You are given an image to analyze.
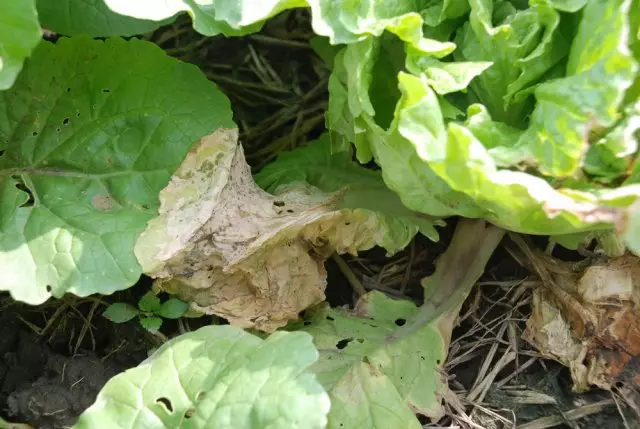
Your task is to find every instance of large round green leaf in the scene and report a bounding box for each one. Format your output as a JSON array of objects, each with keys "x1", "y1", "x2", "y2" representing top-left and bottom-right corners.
[
  {"x1": 36, "y1": 0, "x2": 176, "y2": 37},
  {"x1": 73, "y1": 326, "x2": 329, "y2": 429},
  {"x1": 0, "y1": 0, "x2": 41, "y2": 90},
  {"x1": 0, "y1": 36, "x2": 234, "y2": 304}
]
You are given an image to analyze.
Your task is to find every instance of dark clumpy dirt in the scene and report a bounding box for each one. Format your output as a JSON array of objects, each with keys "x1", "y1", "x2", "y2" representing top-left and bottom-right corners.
[{"x1": 0, "y1": 303, "x2": 150, "y2": 429}]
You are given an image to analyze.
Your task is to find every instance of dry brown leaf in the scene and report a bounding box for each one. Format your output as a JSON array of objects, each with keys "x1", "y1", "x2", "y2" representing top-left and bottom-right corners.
[
  {"x1": 524, "y1": 253, "x2": 640, "y2": 391},
  {"x1": 134, "y1": 128, "x2": 412, "y2": 331}
]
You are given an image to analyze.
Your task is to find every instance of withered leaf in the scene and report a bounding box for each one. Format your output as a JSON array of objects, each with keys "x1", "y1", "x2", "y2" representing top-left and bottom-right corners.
[{"x1": 135, "y1": 129, "x2": 418, "y2": 331}]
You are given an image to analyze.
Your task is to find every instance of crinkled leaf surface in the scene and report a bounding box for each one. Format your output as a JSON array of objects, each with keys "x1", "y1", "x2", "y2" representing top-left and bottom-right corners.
[
  {"x1": 135, "y1": 128, "x2": 430, "y2": 331},
  {"x1": 0, "y1": 36, "x2": 234, "y2": 304},
  {"x1": 301, "y1": 291, "x2": 454, "y2": 429},
  {"x1": 0, "y1": 0, "x2": 41, "y2": 90},
  {"x1": 454, "y1": 0, "x2": 569, "y2": 126},
  {"x1": 36, "y1": 0, "x2": 174, "y2": 37},
  {"x1": 74, "y1": 326, "x2": 329, "y2": 429},
  {"x1": 392, "y1": 72, "x2": 640, "y2": 241},
  {"x1": 525, "y1": 0, "x2": 638, "y2": 176},
  {"x1": 585, "y1": 101, "x2": 640, "y2": 182}
]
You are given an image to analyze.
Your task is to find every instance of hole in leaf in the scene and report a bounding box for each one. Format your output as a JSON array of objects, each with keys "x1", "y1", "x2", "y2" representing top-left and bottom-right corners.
[
  {"x1": 335, "y1": 338, "x2": 353, "y2": 350},
  {"x1": 63, "y1": 118, "x2": 70, "y2": 126},
  {"x1": 45, "y1": 285, "x2": 52, "y2": 293},
  {"x1": 76, "y1": 112, "x2": 81, "y2": 117},
  {"x1": 32, "y1": 131, "x2": 38, "y2": 136},
  {"x1": 395, "y1": 318, "x2": 406, "y2": 326},
  {"x1": 56, "y1": 127, "x2": 61, "y2": 133},
  {"x1": 102, "y1": 89, "x2": 111, "y2": 93},
  {"x1": 303, "y1": 321, "x2": 311, "y2": 326},
  {"x1": 326, "y1": 316, "x2": 335, "y2": 321},
  {"x1": 436, "y1": 359, "x2": 441, "y2": 365},
  {"x1": 16, "y1": 182, "x2": 34, "y2": 207},
  {"x1": 356, "y1": 338, "x2": 364, "y2": 343},
  {"x1": 195, "y1": 391, "x2": 205, "y2": 401},
  {"x1": 156, "y1": 397, "x2": 173, "y2": 412},
  {"x1": 286, "y1": 209, "x2": 294, "y2": 213},
  {"x1": 66, "y1": 87, "x2": 71, "y2": 93},
  {"x1": 273, "y1": 200, "x2": 285, "y2": 207},
  {"x1": 184, "y1": 408, "x2": 195, "y2": 419},
  {"x1": 344, "y1": 222, "x2": 350, "y2": 226}
]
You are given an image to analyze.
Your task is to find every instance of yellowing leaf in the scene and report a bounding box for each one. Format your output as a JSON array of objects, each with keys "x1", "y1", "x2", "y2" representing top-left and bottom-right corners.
[
  {"x1": 135, "y1": 128, "x2": 425, "y2": 331},
  {"x1": 301, "y1": 291, "x2": 456, "y2": 428}
]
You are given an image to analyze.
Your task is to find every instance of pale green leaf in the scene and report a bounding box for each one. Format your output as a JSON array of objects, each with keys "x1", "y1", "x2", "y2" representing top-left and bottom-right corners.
[
  {"x1": 405, "y1": 49, "x2": 491, "y2": 95},
  {"x1": 158, "y1": 298, "x2": 189, "y2": 319},
  {"x1": 463, "y1": 104, "x2": 530, "y2": 167},
  {"x1": 73, "y1": 327, "x2": 329, "y2": 429},
  {"x1": 0, "y1": 0, "x2": 41, "y2": 90},
  {"x1": 36, "y1": 0, "x2": 174, "y2": 37},
  {"x1": 0, "y1": 36, "x2": 234, "y2": 304},
  {"x1": 139, "y1": 315, "x2": 162, "y2": 332},
  {"x1": 138, "y1": 291, "x2": 161, "y2": 312},
  {"x1": 302, "y1": 291, "x2": 452, "y2": 428},
  {"x1": 392, "y1": 72, "x2": 640, "y2": 244},
  {"x1": 526, "y1": 0, "x2": 638, "y2": 176},
  {"x1": 326, "y1": 31, "x2": 455, "y2": 163},
  {"x1": 103, "y1": 302, "x2": 139, "y2": 323}
]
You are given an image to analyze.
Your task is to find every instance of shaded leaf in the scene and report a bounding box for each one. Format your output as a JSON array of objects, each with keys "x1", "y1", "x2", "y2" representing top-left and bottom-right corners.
[
  {"x1": 139, "y1": 316, "x2": 162, "y2": 332},
  {"x1": 103, "y1": 302, "x2": 139, "y2": 323},
  {"x1": 526, "y1": 0, "x2": 638, "y2": 176},
  {"x1": 158, "y1": 298, "x2": 189, "y2": 319},
  {"x1": 138, "y1": 291, "x2": 161, "y2": 313},
  {"x1": 36, "y1": 0, "x2": 173, "y2": 37},
  {"x1": 454, "y1": 0, "x2": 569, "y2": 126}
]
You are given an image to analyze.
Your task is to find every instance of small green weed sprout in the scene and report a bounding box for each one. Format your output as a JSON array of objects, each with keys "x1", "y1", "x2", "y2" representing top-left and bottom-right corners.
[{"x1": 102, "y1": 291, "x2": 189, "y2": 332}]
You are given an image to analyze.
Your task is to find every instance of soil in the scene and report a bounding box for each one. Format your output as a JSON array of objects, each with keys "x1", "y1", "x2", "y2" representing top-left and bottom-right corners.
[{"x1": 0, "y1": 302, "x2": 149, "y2": 429}]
